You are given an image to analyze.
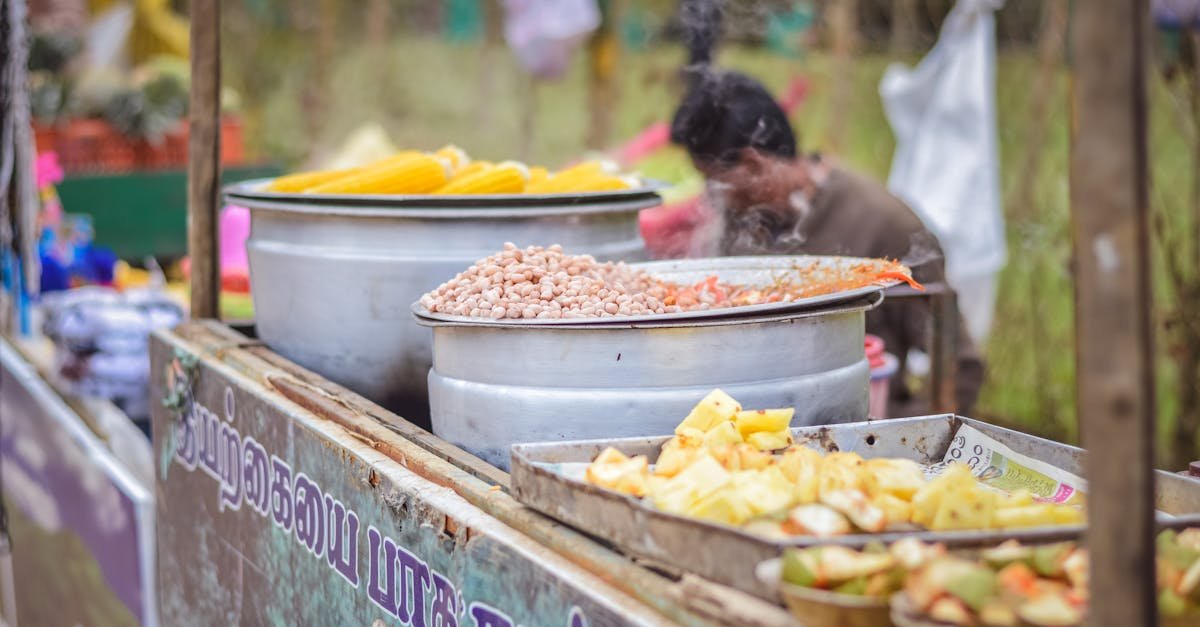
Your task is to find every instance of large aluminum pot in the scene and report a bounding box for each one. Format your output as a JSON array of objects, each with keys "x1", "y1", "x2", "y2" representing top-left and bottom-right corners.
[
  {"x1": 226, "y1": 181, "x2": 658, "y2": 426},
  {"x1": 416, "y1": 295, "x2": 879, "y2": 470}
]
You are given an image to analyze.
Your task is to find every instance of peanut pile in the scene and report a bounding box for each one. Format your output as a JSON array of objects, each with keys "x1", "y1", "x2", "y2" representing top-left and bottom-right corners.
[{"x1": 419, "y1": 243, "x2": 722, "y2": 320}]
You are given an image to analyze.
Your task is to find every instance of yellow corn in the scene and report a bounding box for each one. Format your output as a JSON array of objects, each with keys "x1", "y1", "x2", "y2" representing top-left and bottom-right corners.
[
  {"x1": 434, "y1": 145, "x2": 470, "y2": 170},
  {"x1": 526, "y1": 160, "x2": 620, "y2": 193},
  {"x1": 453, "y1": 160, "x2": 493, "y2": 178},
  {"x1": 527, "y1": 167, "x2": 632, "y2": 194},
  {"x1": 364, "y1": 150, "x2": 424, "y2": 168},
  {"x1": 528, "y1": 166, "x2": 550, "y2": 186},
  {"x1": 434, "y1": 161, "x2": 529, "y2": 194},
  {"x1": 306, "y1": 154, "x2": 452, "y2": 194},
  {"x1": 266, "y1": 168, "x2": 360, "y2": 193}
]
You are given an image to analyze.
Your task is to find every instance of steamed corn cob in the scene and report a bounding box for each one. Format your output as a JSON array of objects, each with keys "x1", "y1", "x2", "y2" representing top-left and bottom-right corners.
[
  {"x1": 306, "y1": 154, "x2": 452, "y2": 194},
  {"x1": 434, "y1": 145, "x2": 470, "y2": 170},
  {"x1": 434, "y1": 161, "x2": 530, "y2": 194},
  {"x1": 453, "y1": 159, "x2": 493, "y2": 178},
  {"x1": 266, "y1": 168, "x2": 359, "y2": 193},
  {"x1": 528, "y1": 166, "x2": 550, "y2": 186},
  {"x1": 526, "y1": 159, "x2": 633, "y2": 193}
]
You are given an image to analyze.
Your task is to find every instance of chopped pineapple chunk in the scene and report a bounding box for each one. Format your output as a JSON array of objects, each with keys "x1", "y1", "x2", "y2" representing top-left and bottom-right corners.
[
  {"x1": 675, "y1": 389, "x2": 742, "y2": 434},
  {"x1": 734, "y1": 408, "x2": 794, "y2": 437}
]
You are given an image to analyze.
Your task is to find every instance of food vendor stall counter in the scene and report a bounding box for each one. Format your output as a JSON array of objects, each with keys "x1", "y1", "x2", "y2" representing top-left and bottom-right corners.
[{"x1": 146, "y1": 320, "x2": 799, "y2": 626}]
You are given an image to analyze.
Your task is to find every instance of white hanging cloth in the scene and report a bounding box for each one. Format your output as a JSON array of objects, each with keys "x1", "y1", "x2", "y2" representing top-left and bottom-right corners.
[{"x1": 880, "y1": 0, "x2": 1007, "y2": 346}]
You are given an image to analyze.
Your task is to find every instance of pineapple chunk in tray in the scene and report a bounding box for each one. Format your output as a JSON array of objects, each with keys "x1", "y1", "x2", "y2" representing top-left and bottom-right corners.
[{"x1": 578, "y1": 389, "x2": 1087, "y2": 539}]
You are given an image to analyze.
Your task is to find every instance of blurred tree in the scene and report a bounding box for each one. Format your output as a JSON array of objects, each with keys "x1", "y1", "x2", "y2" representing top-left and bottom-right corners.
[
  {"x1": 826, "y1": 0, "x2": 858, "y2": 151},
  {"x1": 587, "y1": 0, "x2": 622, "y2": 150},
  {"x1": 1154, "y1": 20, "x2": 1200, "y2": 468},
  {"x1": 891, "y1": 0, "x2": 918, "y2": 52}
]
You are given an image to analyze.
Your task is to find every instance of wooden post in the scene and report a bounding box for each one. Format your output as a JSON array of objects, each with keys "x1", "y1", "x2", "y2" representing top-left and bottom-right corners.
[
  {"x1": 187, "y1": 1, "x2": 221, "y2": 319},
  {"x1": 928, "y1": 289, "x2": 958, "y2": 414},
  {"x1": 1069, "y1": 2, "x2": 1156, "y2": 626}
]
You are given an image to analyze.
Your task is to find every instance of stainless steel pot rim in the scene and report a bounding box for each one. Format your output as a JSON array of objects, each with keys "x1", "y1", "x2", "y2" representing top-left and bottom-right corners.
[
  {"x1": 224, "y1": 177, "x2": 665, "y2": 211},
  {"x1": 414, "y1": 291, "x2": 883, "y2": 330},
  {"x1": 412, "y1": 255, "x2": 900, "y2": 327}
]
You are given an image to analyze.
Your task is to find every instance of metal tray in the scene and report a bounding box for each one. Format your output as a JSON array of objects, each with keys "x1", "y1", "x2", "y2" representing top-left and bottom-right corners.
[
  {"x1": 510, "y1": 416, "x2": 1200, "y2": 599},
  {"x1": 413, "y1": 255, "x2": 900, "y2": 327},
  {"x1": 224, "y1": 177, "x2": 665, "y2": 209}
]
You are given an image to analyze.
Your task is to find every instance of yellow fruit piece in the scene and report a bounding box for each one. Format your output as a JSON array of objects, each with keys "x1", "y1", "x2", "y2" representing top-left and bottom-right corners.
[
  {"x1": 819, "y1": 453, "x2": 869, "y2": 499},
  {"x1": 734, "y1": 408, "x2": 794, "y2": 437},
  {"x1": 821, "y1": 489, "x2": 887, "y2": 532},
  {"x1": 733, "y1": 466, "x2": 796, "y2": 517},
  {"x1": 702, "y1": 421, "x2": 744, "y2": 448},
  {"x1": 992, "y1": 504, "x2": 1082, "y2": 529},
  {"x1": 999, "y1": 488, "x2": 1036, "y2": 509},
  {"x1": 729, "y1": 443, "x2": 775, "y2": 471},
  {"x1": 585, "y1": 452, "x2": 649, "y2": 497},
  {"x1": 911, "y1": 463, "x2": 974, "y2": 527},
  {"x1": 675, "y1": 389, "x2": 742, "y2": 435},
  {"x1": 778, "y1": 446, "x2": 822, "y2": 504},
  {"x1": 592, "y1": 446, "x2": 628, "y2": 465},
  {"x1": 652, "y1": 454, "x2": 731, "y2": 515},
  {"x1": 307, "y1": 154, "x2": 452, "y2": 194},
  {"x1": 746, "y1": 429, "x2": 793, "y2": 452},
  {"x1": 785, "y1": 504, "x2": 852, "y2": 537},
  {"x1": 434, "y1": 144, "x2": 470, "y2": 170},
  {"x1": 685, "y1": 484, "x2": 754, "y2": 526},
  {"x1": 929, "y1": 485, "x2": 996, "y2": 531},
  {"x1": 872, "y1": 492, "x2": 915, "y2": 527},
  {"x1": 864, "y1": 457, "x2": 927, "y2": 500},
  {"x1": 435, "y1": 162, "x2": 529, "y2": 194},
  {"x1": 267, "y1": 168, "x2": 359, "y2": 192},
  {"x1": 1051, "y1": 506, "x2": 1085, "y2": 525},
  {"x1": 653, "y1": 444, "x2": 702, "y2": 478}
]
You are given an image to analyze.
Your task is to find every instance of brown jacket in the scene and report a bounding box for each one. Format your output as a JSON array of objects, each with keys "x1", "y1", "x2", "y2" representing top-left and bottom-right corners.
[{"x1": 718, "y1": 165, "x2": 984, "y2": 416}]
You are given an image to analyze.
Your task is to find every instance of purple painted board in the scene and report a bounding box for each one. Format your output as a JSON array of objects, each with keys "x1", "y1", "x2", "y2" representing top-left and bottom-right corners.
[{"x1": 0, "y1": 339, "x2": 156, "y2": 626}]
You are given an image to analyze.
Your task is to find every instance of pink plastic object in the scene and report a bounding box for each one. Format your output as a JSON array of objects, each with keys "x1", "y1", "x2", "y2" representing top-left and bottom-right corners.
[
  {"x1": 865, "y1": 334, "x2": 898, "y2": 419},
  {"x1": 36, "y1": 152, "x2": 65, "y2": 188},
  {"x1": 220, "y1": 205, "x2": 250, "y2": 273},
  {"x1": 638, "y1": 196, "x2": 706, "y2": 259}
]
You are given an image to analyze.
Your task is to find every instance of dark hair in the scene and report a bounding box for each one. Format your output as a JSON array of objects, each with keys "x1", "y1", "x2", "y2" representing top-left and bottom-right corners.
[{"x1": 670, "y1": 68, "x2": 799, "y2": 167}]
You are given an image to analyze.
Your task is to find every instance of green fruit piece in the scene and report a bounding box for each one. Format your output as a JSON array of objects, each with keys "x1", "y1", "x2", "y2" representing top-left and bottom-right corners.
[
  {"x1": 834, "y1": 576, "x2": 869, "y2": 596},
  {"x1": 944, "y1": 567, "x2": 998, "y2": 612},
  {"x1": 1160, "y1": 535, "x2": 1200, "y2": 572},
  {"x1": 782, "y1": 548, "x2": 820, "y2": 588},
  {"x1": 1160, "y1": 588, "x2": 1188, "y2": 618},
  {"x1": 1032, "y1": 543, "x2": 1073, "y2": 578}
]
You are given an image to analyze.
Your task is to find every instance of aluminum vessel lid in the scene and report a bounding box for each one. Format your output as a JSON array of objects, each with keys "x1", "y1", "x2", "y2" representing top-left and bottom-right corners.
[{"x1": 413, "y1": 255, "x2": 898, "y2": 327}]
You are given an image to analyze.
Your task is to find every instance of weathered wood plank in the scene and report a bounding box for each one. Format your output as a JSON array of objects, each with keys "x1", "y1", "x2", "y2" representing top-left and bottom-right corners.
[{"x1": 1069, "y1": 2, "x2": 1157, "y2": 625}]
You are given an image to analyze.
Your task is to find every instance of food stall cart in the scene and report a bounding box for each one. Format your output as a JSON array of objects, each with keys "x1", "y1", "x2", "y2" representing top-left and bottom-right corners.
[{"x1": 0, "y1": 1, "x2": 1188, "y2": 626}]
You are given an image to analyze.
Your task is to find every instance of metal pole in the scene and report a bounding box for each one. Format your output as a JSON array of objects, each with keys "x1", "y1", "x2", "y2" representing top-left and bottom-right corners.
[
  {"x1": 187, "y1": 1, "x2": 221, "y2": 319},
  {"x1": 1069, "y1": 2, "x2": 1156, "y2": 625}
]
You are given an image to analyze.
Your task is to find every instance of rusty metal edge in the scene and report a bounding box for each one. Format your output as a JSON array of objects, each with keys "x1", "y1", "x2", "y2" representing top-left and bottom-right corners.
[{"x1": 162, "y1": 322, "x2": 794, "y2": 627}]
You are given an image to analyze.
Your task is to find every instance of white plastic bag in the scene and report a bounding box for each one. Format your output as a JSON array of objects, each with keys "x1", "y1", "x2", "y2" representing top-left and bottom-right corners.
[
  {"x1": 502, "y1": 0, "x2": 600, "y2": 80},
  {"x1": 880, "y1": 0, "x2": 1006, "y2": 346}
]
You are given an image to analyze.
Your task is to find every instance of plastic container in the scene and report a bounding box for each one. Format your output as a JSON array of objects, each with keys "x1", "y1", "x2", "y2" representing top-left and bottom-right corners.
[{"x1": 865, "y1": 334, "x2": 898, "y2": 418}]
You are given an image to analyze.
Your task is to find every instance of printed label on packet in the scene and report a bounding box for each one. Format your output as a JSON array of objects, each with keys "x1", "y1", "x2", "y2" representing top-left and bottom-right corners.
[{"x1": 936, "y1": 424, "x2": 1088, "y2": 505}]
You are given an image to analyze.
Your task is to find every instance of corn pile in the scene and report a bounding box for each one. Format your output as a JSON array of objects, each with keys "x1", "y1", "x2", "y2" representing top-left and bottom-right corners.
[
  {"x1": 585, "y1": 389, "x2": 1086, "y2": 537},
  {"x1": 265, "y1": 144, "x2": 641, "y2": 196}
]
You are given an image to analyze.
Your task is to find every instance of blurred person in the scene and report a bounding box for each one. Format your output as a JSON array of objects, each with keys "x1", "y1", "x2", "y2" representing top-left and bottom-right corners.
[{"x1": 669, "y1": 0, "x2": 983, "y2": 416}]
